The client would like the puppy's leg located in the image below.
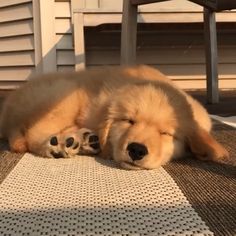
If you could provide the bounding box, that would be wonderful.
[8,130,27,153]
[187,128,229,163]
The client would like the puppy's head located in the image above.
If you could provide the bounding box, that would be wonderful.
[99,84,186,170]
[99,82,229,169]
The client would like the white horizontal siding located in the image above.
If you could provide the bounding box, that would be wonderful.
[56,46,236,67]
[57,65,75,72]
[54,0,236,90]
[57,64,236,90]
[0,35,34,52]
[175,79,236,90]
[87,47,236,65]
[0,0,31,8]
[56,34,73,50]
[57,48,236,79]
[0,67,35,81]
[55,0,73,77]
[0,0,235,90]
[0,2,33,23]
[0,81,26,89]
[0,20,33,38]
[0,51,34,66]
[98,0,203,11]
[55,19,72,34]
[55,21,236,87]
[55,1,71,18]
[0,0,34,89]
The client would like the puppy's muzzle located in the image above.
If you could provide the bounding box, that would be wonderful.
[127,142,148,161]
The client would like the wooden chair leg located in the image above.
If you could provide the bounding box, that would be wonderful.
[73,12,86,70]
[120,0,138,65]
[204,7,219,104]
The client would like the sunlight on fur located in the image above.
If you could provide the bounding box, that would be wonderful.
[0,65,229,169]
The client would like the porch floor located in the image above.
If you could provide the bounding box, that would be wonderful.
[188,90,236,116]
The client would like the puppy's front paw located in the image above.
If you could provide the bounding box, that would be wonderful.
[46,134,81,158]
[43,127,100,159]
[78,128,101,155]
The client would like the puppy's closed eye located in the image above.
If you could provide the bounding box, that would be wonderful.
[120,118,135,125]
[160,131,173,137]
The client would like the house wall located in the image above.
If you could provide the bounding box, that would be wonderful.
[0,0,35,89]
[0,0,236,90]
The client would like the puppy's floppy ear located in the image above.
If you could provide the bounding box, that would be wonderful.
[187,127,229,163]
[98,116,113,159]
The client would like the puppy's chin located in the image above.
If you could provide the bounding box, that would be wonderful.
[119,160,163,170]
[116,155,171,170]
[120,161,144,170]
[113,149,170,170]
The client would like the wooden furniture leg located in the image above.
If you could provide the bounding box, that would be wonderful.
[204,7,219,103]
[73,12,86,70]
[120,0,138,65]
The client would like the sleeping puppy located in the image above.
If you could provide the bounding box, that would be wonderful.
[0,65,229,169]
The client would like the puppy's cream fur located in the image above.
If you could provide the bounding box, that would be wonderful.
[0,65,229,169]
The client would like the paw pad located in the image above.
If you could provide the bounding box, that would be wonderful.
[50,136,58,146]
[73,143,79,149]
[89,135,99,143]
[90,142,100,150]
[66,137,75,148]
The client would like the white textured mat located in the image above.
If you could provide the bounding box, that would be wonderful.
[0,153,213,236]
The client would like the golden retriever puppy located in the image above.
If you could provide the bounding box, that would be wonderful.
[0,65,229,169]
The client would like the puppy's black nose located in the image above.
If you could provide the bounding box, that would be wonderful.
[127,142,148,161]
